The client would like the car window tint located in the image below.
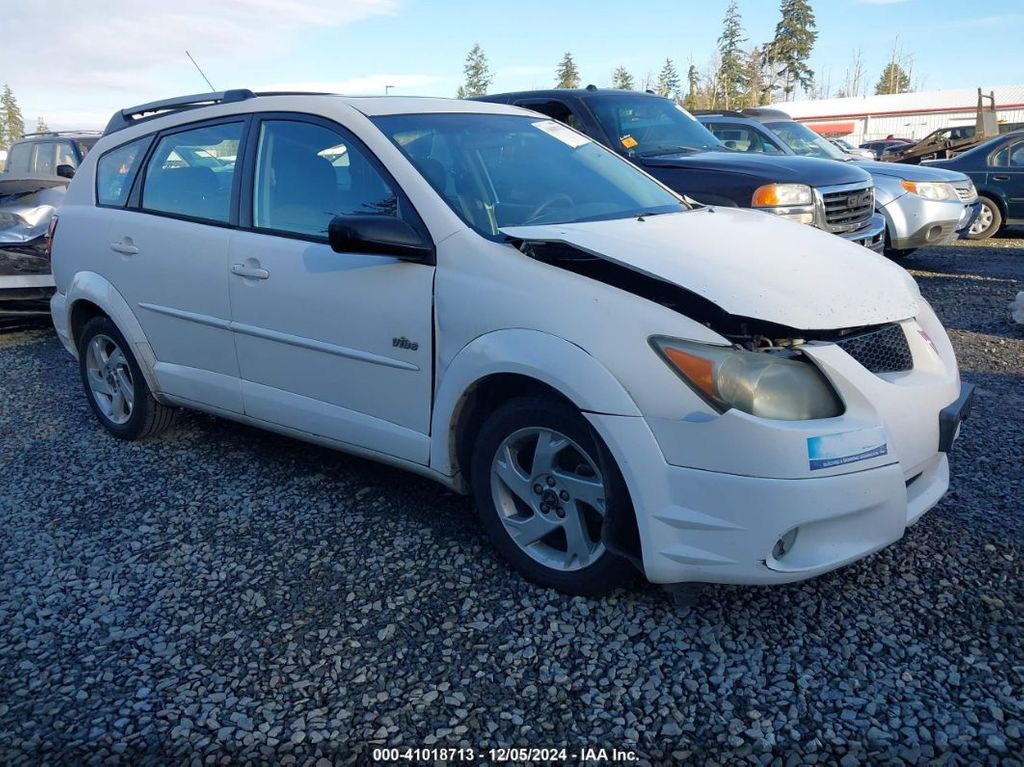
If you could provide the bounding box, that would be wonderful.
[253,120,398,238]
[142,123,242,223]
[1011,142,1024,167]
[97,137,151,207]
[994,140,1024,168]
[55,141,77,169]
[517,101,580,130]
[32,143,56,175]
[5,143,31,173]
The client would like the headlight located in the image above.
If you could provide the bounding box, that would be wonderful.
[752,183,813,207]
[751,183,815,224]
[650,336,844,420]
[900,180,957,200]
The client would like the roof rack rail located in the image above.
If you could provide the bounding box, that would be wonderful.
[690,109,747,118]
[19,129,103,138]
[103,89,256,135]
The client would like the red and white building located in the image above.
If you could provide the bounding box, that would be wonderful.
[770,84,1024,145]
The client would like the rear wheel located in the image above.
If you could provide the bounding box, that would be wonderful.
[966,197,1002,240]
[78,317,176,440]
[471,397,630,596]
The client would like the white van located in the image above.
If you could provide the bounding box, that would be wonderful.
[49,90,973,596]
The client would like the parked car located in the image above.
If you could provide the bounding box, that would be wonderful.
[929,130,1024,239]
[51,90,972,596]
[860,138,913,160]
[1,131,100,322]
[831,138,874,160]
[474,89,885,252]
[698,110,980,257]
[884,122,1024,165]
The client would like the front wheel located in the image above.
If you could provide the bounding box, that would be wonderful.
[471,397,631,596]
[78,316,177,440]
[966,197,1002,240]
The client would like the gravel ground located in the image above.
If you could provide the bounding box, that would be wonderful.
[1,235,1022,764]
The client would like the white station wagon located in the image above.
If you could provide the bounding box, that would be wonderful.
[49,90,973,597]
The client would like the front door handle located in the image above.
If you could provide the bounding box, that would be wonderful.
[992,174,1010,181]
[110,240,139,256]
[231,264,270,280]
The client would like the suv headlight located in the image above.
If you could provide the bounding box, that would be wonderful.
[650,336,844,420]
[751,183,814,224]
[900,180,957,201]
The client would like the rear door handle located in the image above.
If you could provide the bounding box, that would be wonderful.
[110,240,139,255]
[231,264,270,280]
[992,174,1010,181]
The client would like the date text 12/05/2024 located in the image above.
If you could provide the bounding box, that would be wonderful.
[372,746,639,762]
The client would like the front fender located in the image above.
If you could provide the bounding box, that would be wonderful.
[55,271,163,400]
[430,329,641,478]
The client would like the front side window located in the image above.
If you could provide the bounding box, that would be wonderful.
[55,141,77,170]
[705,123,785,155]
[97,137,151,206]
[585,95,722,156]
[374,113,685,238]
[31,142,56,175]
[991,140,1024,168]
[142,122,242,223]
[253,120,399,238]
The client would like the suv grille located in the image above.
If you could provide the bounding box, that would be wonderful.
[821,185,874,230]
[835,324,913,374]
[953,181,976,203]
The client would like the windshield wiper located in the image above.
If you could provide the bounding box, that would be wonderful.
[638,145,703,157]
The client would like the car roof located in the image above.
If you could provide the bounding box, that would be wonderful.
[103,90,528,136]
[478,88,660,102]
[14,131,102,143]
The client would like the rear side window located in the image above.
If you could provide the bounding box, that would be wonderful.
[31,143,56,175]
[5,143,31,173]
[97,137,150,206]
[142,123,242,223]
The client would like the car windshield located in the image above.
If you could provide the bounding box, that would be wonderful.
[585,95,723,157]
[373,113,685,238]
[765,121,851,161]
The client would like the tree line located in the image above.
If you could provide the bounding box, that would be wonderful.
[456,0,915,108]
[0,84,50,154]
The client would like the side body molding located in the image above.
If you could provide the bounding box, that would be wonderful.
[430,329,642,479]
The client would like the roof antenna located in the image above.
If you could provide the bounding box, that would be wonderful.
[185,50,216,91]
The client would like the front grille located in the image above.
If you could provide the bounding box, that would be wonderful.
[821,185,874,230]
[835,323,913,374]
[954,182,976,202]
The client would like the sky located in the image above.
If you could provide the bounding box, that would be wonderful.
[1,0,1022,131]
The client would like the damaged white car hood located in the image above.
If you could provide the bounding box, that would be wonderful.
[501,207,921,330]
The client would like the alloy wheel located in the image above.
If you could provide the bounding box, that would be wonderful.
[84,333,135,425]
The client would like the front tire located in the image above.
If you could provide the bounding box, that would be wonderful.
[78,317,176,440]
[470,397,630,596]
[966,197,1002,240]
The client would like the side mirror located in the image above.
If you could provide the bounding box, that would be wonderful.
[328,215,433,262]
[56,164,76,179]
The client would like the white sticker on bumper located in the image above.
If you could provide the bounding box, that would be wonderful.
[807,427,888,471]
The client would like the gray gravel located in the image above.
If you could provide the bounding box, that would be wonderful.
[1,234,1022,764]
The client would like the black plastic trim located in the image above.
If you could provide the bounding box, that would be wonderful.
[938,382,975,453]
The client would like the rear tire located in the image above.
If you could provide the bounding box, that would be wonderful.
[966,197,1002,240]
[78,316,176,440]
[470,396,631,597]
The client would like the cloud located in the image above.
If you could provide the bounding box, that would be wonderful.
[0,0,397,128]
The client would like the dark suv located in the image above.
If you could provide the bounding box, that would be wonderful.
[474,88,884,252]
[3,130,100,178]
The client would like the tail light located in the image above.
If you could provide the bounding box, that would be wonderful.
[45,214,59,260]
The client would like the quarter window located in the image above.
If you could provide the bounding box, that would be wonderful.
[253,120,399,238]
[142,123,242,223]
[96,137,150,207]
[991,140,1024,168]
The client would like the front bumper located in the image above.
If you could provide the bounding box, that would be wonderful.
[835,212,886,253]
[880,194,974,250]
[589,310,968,586]
[1,244,55,322]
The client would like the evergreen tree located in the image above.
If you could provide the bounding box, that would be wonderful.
[743,46,766,106]
[555,52,580,89]
[457,44,493,98]
[611,66,634,90]
[0,84,25,151]
[656,58,681,101]
[683,64,701,111]
[717,0,747,109]
[762,0,818,101]
[35,116,50,133]
[874,59,911,95]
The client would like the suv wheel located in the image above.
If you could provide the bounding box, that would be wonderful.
[966,197,1002,240]
[79,317,176,440]
[471,397,630,596]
